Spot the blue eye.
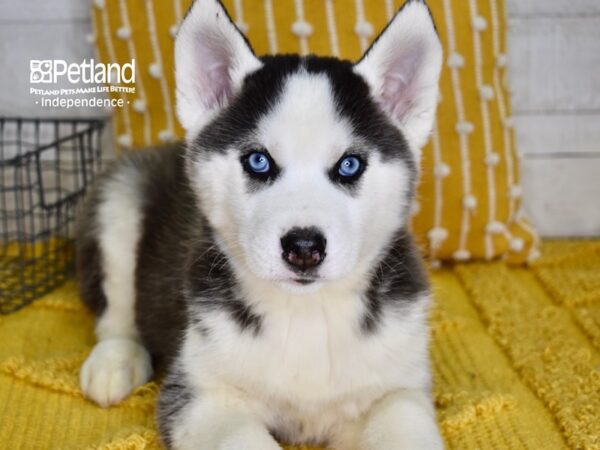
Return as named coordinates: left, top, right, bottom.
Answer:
left=246, top=151, right=270, bottom=174
left=338, top=155, right=362, bottom=177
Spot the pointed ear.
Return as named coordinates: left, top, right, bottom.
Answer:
left=354, top=0, right=443, bottom=151
left=175, top=0, right=262, bottom=133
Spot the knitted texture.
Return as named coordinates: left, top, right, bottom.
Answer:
left=1, top=240, right=598, bottom=449
left=90, top=0, right=538, bottom=263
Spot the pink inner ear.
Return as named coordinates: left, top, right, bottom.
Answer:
left=195, top=30, right=235, bottom=110
left=206, top=63, right=233, bottom=108
left=378, top=47, right=423, bottom=123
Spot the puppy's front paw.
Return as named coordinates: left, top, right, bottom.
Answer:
left=80, top=338, right=153, bottom=407
left=360, top=390, right=444, bottom=450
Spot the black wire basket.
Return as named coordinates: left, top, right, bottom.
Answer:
left=0, top=118, right=104, bottom=314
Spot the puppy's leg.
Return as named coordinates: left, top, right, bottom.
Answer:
left=80, top=172, right=153, bottom=407
left=359, top=389, right=443, bottom=450
left=158, top=373, right=281, bottom=450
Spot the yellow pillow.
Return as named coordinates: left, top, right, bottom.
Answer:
left=91, top=0, right=538, bottom=263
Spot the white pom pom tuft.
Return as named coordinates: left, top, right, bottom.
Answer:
left=472, top=16, right=487, bottom=31
left=132, top=99, right=146, bottom=113
left=510, top=237, right=525, bottom=252
left=292, top=20, right=313, bottom=37
left=463, top=194, right=477, bottom=210
left=447, top=52, right=465, bottom=68
left=456, top=121, right=474, bottom=135
left=428, top=227, right=449, bottom=244
left=479, top=84, right=495, bottom=101
left=149, top=63, right=162, bottom=79
left=509, top=185, right=523, bottom=199
left=486, top=152, right=500, bottom=166
left=434, top=163, right=451, bottom=179
left=354, top=20, right=374, bottom=38
left=158, top=130, right=175, bottom=142
left=453, top=249, right=471, bottom=261
left=116, top=26, right=131, bottom=40
left=486, top=221, right=506, bottom=234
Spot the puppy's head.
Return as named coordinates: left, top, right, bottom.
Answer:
left=176, top=0, right=442, bottom=292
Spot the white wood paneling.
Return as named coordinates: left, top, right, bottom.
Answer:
left=0, top=21, right=106, bottom=118
left=521, top=157, right=600, bottom=236
left=0, top=0, right=91, bottom=23
left=508, top=17, right=600, bottom=113
left=514, top=113, right=600, bottom=156
left=506, top=1, right=600, bottom=236
left=506, top=0, right=600, bottom=17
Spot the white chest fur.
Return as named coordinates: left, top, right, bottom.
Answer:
left=180, top=290, right=432, bottom=445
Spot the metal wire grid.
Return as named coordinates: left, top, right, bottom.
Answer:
left=0, top=118, right=104, bottom=314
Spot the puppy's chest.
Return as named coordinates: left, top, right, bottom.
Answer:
left=196, top=300, right=410, bottom=412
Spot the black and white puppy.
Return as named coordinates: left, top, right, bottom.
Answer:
left=77, top=0, right=444, bottom=448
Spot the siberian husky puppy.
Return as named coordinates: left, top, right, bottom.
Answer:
left=77, top=0, right=444, bottom=448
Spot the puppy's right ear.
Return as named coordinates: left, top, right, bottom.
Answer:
left=175, top=0, right=262, bottom=134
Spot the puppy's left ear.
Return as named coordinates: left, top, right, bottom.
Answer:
left=354, top=0, right=443, bottom=152
left=175, top=0, right=262, bottom=135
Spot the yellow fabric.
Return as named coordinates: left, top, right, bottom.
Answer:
left=92, top=0, right=537, bottom=263
left=1, top=240, right=599, bottom=449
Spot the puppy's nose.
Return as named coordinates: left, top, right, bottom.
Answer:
left=281, top=227, right=326, bottom=271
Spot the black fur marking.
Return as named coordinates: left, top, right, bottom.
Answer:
left=187, top=236, right=263, bottom=336
left=157, top=368, right=194, bottom=449
left=362, top=230, right=429, bottom=333
left=132, top=146, right=195, bottom=365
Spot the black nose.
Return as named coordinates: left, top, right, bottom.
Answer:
left=280, top=227, right=327, bottom=271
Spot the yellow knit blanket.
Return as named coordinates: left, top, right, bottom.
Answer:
left=1, top=241, right=599, bottom=449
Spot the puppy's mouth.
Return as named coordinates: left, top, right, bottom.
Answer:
left=274, top=275, right=324, bottom=293
left=293, top=278, right=316, bottom=285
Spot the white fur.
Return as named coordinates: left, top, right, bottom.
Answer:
left=80, top=166, right=153, bottom=407
left=354, top=0, right=443, bottom=152
left=192, top=73, right=411, bottom=292
left=360, top=390, right=443, bottom=449
left=174, top=294, right=436, bottom=449
left=80, top=338, right=152, bottom=408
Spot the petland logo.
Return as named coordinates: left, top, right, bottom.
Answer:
left=30, top=59, right=136, bottom=109
left=30, top=59, right=135, bottom=84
